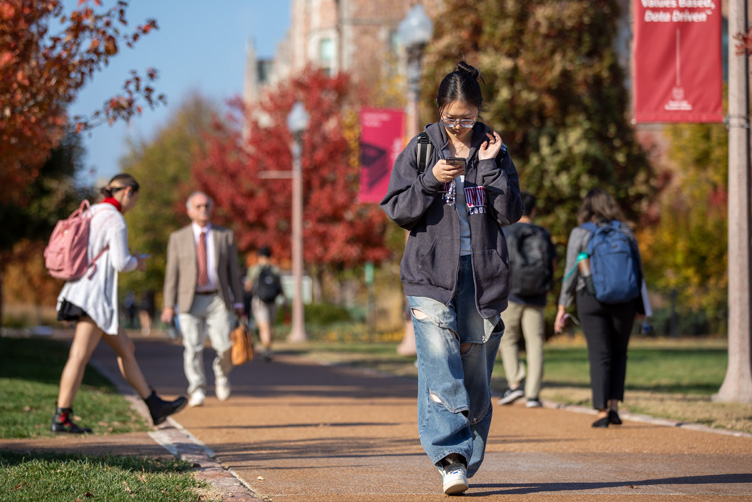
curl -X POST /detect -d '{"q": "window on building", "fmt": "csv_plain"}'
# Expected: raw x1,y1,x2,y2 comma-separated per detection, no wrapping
319,37,334,76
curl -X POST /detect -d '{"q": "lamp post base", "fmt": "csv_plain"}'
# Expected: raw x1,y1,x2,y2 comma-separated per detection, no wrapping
287,328,308,343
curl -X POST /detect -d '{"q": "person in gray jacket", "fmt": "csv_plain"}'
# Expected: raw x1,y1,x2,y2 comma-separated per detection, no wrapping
381,61,523,496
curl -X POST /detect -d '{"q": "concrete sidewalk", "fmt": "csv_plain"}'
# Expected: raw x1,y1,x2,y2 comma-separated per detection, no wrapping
4,333,752,501
97,334,752,500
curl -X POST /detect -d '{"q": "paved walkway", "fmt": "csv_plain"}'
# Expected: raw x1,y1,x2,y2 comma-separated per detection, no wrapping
4,332,752,500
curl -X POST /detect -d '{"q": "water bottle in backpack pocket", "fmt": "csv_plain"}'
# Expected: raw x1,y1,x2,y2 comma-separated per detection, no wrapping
581,221,640,304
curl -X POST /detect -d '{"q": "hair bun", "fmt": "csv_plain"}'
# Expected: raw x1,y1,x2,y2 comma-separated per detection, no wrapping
455,60,480,80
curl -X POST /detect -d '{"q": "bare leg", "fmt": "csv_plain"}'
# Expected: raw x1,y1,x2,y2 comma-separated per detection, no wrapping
257,321,272,350
608,399,619,412
57,318,104,408
138,310,151,335
102,327,151,398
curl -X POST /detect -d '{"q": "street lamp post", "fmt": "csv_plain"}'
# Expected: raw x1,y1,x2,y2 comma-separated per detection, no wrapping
396,5,433,356
286,102,310,343
398,4,434,137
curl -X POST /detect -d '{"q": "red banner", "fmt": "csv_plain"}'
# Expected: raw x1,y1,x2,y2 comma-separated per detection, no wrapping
357,108,404,203
633,0,722,123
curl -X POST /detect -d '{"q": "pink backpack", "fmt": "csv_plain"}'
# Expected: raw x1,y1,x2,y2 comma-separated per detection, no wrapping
44,200,108,281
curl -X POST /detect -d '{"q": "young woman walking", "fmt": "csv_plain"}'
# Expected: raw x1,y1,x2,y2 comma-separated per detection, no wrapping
53,174,187,433
381,61,523,495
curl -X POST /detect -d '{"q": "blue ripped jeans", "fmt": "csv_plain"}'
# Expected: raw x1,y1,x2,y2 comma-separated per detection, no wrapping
408,255,503,478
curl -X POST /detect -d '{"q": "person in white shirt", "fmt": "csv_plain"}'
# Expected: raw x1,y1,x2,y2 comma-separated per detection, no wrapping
53,174,187,433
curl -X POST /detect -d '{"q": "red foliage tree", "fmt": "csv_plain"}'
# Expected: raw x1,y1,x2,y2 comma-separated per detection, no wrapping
0,0,164,203
193,67,390,270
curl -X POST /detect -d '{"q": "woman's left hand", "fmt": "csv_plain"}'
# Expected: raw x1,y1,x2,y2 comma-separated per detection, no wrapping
478,131,502,161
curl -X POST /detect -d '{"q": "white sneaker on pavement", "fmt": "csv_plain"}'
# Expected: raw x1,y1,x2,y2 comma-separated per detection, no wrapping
498,386,524,405
188,389,205,407
215,381,231,401
441,462,468,495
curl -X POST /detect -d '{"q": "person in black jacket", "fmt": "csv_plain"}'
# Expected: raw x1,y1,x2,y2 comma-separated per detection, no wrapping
497,192,556,408
381,61,523,495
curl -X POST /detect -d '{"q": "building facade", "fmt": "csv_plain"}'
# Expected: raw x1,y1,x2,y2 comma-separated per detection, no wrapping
245,0,441,106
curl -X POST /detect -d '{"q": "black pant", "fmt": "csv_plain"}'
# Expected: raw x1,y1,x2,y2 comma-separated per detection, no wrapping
576,289,636,410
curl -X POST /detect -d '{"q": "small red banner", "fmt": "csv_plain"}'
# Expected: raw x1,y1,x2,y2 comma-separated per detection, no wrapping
357,108,404,204
633,0,723,123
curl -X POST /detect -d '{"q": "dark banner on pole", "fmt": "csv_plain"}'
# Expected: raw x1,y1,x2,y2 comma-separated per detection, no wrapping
358,108,404,204
633,0,723,123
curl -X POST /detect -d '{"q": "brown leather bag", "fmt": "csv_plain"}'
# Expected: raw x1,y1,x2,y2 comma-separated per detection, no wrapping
231,321,254,366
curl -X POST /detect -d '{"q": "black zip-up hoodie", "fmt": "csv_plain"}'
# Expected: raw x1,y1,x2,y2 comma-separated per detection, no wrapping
380,122,524,318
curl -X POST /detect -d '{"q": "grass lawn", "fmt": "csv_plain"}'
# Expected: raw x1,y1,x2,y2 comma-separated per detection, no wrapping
277,335,752,434
0,451,219,502
0,336,217,502
0,336,149,438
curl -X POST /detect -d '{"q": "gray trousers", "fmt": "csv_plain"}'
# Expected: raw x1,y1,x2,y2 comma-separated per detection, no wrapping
178,293,234,395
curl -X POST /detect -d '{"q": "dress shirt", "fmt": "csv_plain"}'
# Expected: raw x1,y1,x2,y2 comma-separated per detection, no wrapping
192,222,219,293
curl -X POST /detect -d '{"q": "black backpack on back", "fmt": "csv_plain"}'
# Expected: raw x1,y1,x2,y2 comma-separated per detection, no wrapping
254,266,282,303
507,224,553,297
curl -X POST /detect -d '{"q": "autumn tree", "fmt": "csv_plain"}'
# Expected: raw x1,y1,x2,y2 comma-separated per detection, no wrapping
118,93,219,299
638,113,729,333
0,0,164,204
193,67,391,298
0,130,94,324
421,0,653,240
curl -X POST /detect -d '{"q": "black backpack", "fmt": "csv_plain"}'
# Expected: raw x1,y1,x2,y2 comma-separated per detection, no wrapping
507,224,553,297
254,266,282,303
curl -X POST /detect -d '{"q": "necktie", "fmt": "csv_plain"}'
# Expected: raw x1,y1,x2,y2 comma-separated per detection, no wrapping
197,231,209,287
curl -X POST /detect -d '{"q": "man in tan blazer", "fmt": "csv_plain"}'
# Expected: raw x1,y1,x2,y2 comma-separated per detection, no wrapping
161,191,243,407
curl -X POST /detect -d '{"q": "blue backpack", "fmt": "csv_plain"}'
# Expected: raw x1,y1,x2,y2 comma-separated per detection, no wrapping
581,221,640,304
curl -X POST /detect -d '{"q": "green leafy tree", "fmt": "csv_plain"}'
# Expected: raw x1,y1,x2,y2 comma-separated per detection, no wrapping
119,93,218,300
421,0,653,240
639,120,728,331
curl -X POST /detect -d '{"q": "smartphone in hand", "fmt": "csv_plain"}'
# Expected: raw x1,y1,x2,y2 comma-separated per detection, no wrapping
446,157,466,167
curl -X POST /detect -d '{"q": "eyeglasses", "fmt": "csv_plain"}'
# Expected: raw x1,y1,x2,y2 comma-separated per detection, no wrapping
440,117,476,128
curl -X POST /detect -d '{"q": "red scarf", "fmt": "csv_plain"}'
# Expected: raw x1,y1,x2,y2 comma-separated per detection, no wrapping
102,197,122,212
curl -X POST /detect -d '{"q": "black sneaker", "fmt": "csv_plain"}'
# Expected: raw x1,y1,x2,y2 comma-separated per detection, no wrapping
608,409,622,425
498,386,524,405
144,391,188,425
51,407,92,434
526,398,542,408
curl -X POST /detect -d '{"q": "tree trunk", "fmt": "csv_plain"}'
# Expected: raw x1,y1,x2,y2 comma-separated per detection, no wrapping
714,0,752,403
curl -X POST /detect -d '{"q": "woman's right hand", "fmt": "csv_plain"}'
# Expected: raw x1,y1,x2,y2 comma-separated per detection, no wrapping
554,306,568,334
432,159,465,184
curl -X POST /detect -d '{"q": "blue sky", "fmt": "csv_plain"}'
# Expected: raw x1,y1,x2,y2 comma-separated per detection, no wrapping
68,1,290,181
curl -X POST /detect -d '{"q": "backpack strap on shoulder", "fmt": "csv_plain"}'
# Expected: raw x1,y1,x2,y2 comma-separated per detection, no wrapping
580,222,597,234
416,132,432,174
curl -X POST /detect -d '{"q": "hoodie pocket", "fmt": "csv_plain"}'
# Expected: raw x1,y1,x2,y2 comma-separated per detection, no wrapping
473,248,510,301
413,237,455,290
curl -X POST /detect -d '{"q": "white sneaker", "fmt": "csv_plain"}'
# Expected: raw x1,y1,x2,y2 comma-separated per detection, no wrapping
498,386,524,405
188,390,205,407
441,463,468,495
215,381,231,401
